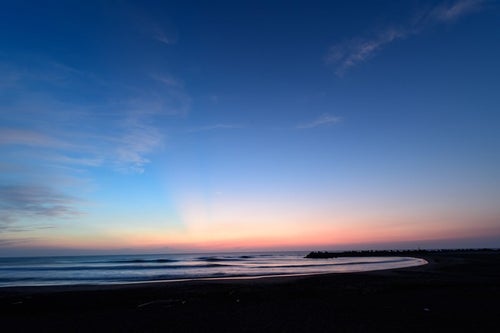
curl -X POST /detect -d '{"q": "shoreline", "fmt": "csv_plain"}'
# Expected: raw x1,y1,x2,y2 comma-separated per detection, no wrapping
2,251,499,332
0,256,428,291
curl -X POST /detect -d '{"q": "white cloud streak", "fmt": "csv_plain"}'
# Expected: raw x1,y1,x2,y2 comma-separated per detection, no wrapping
430,0,484,21
46,154,104,167
0,10,185,242
0,128,71,148
114,119,164,174
297,114,342,129
0,185,82,232
326,0,485,76
0,65,190,175
154,31,176,45
151,74,183,88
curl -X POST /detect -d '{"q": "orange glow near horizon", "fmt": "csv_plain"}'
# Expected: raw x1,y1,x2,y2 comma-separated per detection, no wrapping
15,211,500,253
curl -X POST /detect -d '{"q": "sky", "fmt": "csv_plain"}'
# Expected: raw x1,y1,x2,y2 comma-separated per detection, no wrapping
1,0,499,256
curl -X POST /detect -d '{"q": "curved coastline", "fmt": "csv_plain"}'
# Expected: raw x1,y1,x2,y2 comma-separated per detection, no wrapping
2,250,499,332
0,256,429,294
0,255,427,288
96,256,429,287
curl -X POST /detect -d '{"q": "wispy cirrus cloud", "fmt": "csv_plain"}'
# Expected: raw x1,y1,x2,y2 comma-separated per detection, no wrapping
153,29,177,45
107,74,190,173
44,154,103,168
0,128,71,148
326,0,485,76
0,185,82,232
297,114,342,129
150,74,183,88
0,63,190,174
430,0,484,21
0,124,151,173
114,119,164,174
150,74,191,116
0,55,187,243
326,29,406,76
0,237,36,246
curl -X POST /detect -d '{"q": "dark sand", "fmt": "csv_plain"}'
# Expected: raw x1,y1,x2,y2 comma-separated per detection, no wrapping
1,251,500,332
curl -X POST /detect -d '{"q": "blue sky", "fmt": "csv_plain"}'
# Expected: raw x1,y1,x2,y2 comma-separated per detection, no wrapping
1,0,499,255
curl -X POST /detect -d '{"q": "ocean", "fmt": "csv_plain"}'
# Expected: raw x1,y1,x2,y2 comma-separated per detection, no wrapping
0,252,427,287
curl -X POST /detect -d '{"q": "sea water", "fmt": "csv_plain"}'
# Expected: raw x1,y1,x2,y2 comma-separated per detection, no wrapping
0,252,427,287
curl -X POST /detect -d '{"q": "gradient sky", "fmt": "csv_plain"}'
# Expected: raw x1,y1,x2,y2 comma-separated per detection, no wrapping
1,0,499,256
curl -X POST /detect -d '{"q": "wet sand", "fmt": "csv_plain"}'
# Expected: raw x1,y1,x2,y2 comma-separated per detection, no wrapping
1,250,499,332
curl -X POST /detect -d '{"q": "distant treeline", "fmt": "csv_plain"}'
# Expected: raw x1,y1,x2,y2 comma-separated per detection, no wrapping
305,248,500,259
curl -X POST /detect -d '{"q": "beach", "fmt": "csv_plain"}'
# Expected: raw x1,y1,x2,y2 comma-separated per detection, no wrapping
1,250,499,332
